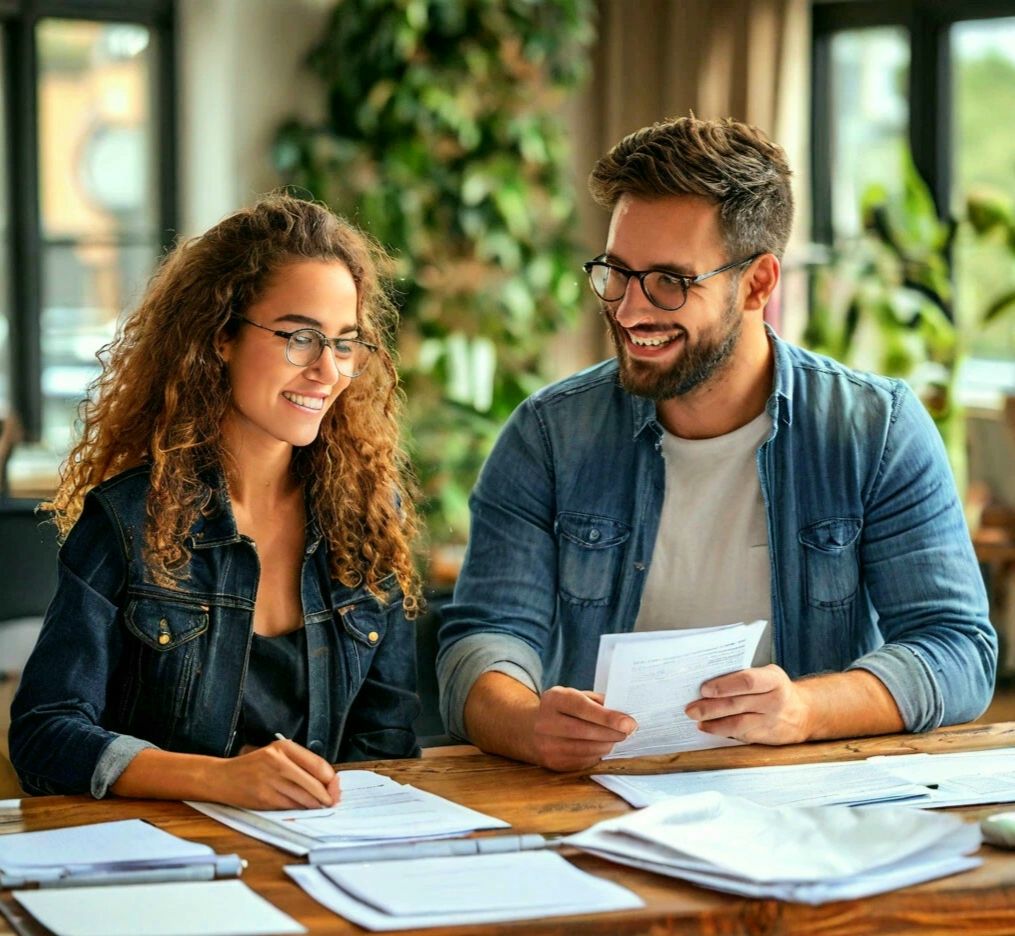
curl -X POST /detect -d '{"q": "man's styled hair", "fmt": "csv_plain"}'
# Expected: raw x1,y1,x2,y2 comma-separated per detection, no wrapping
588,115,794,260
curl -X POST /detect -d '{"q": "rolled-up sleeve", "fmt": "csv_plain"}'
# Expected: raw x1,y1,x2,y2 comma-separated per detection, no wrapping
436,399,559,741
851,383,997,731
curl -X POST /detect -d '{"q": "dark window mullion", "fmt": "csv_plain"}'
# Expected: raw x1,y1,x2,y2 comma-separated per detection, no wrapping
9,12,41,439
810,29,834,245
908,7,952,218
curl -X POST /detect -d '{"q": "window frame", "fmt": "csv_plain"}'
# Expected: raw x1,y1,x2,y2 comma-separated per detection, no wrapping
0,0,176,441
811,0,1015,246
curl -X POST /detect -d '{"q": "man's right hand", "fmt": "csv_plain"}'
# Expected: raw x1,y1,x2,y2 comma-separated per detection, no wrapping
463,672,636,772
530,686,637,771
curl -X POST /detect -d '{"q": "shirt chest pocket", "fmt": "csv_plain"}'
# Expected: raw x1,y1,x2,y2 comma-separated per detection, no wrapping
798,518,862,609
336,591,391,686
555,512,630,607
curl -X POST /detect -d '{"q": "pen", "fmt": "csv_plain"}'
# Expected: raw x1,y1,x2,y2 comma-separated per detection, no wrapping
308,833,557,865
274,732,289,742
1,855,246,889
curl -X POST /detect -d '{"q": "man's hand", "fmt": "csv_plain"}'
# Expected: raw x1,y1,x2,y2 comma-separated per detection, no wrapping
685,665,906,745
684,664,813,744
530,686,637,772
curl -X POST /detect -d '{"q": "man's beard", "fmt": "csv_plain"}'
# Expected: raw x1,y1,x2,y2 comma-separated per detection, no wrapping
606,296,742,401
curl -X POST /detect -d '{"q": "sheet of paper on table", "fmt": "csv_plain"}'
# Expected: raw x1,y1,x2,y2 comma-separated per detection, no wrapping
566,791,981,905
594,620,767,758
594,759,929,809
189,769,509,856
285,850,643,931
13,880,305,936
594,746,1015,812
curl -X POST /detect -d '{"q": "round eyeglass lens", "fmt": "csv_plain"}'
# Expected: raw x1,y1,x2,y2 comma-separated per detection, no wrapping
643,271,687,310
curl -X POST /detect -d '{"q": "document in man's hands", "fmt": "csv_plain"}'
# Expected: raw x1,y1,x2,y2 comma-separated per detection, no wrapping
594,620,767,758
188,769,509,856
565,792,981,904
285,850,643,931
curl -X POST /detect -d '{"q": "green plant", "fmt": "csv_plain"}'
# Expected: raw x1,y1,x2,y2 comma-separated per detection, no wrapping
272,0,596,558
805,153,1015,492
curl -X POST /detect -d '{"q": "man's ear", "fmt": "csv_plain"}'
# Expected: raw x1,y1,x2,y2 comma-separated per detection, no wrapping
742,254,780,314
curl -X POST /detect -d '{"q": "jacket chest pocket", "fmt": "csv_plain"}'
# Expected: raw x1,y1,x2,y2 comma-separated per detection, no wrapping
555,512,630,607
336,598,389,686
798,518,862,609
122,596,210,736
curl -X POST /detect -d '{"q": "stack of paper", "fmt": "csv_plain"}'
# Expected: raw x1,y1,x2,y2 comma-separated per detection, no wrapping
286,850,643,930
0,819,242,888
594,621,767,758
869,747,1015,808
567,792,981,904
189,769,509,856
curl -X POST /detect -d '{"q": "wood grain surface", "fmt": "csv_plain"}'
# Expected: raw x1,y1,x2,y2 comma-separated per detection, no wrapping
3,722,1015,935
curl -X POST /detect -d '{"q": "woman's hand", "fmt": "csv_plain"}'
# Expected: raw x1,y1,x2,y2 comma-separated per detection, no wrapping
206,739,340,809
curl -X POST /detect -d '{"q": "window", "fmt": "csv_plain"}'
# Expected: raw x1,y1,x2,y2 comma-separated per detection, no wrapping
0,1,175,496
813,1,1015,378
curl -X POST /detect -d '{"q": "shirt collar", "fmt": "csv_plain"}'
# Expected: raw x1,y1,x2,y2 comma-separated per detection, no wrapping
625,322,793,439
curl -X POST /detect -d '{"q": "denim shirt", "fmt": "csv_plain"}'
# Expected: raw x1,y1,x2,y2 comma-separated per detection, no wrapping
10,465,420,798
437,332,997,740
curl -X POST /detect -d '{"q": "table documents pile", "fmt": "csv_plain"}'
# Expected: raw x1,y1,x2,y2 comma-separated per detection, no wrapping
566,791,981,904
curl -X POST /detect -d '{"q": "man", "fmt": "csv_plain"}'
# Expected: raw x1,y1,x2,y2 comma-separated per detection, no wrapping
436,115,997,771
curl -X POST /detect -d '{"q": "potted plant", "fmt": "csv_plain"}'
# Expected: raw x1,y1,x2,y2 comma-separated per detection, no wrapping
272,0,596,579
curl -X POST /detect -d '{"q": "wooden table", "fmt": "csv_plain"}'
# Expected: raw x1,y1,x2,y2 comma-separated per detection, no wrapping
4,723,1015,935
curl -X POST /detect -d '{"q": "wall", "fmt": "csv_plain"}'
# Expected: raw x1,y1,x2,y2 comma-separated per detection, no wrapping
176,0,330,235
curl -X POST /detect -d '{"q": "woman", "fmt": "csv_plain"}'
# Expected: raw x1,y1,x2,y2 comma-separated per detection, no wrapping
10,194,423,809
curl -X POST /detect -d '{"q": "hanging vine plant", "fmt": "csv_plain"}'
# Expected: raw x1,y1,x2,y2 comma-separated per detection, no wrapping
273,0,596,563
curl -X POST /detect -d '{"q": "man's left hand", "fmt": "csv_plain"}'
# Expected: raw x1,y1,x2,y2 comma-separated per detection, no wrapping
685,664,813,744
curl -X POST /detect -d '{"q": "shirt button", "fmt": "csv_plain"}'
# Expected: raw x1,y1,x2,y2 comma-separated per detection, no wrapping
368,631,379,644
588,529,601,542
158,633,171,645
308,740,324,754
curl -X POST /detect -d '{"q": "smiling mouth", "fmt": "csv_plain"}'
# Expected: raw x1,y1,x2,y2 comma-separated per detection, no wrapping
625,329,684,349
282,391,325,412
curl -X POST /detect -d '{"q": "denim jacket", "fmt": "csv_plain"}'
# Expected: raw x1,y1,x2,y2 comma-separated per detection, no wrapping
10,465,420,798
437,332,997,739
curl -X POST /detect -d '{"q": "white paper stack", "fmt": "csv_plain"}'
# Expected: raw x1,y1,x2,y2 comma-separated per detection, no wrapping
566,791,981,904
286,850,644,930
189,769,510,856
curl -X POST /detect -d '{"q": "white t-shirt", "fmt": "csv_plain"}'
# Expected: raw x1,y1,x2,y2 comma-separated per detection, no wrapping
634,409,774,667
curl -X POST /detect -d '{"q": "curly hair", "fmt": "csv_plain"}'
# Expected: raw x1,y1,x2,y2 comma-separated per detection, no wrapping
44,193,422,615
588,115,794,260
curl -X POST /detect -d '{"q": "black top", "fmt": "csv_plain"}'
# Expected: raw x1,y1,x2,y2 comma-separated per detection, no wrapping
232,628,309,754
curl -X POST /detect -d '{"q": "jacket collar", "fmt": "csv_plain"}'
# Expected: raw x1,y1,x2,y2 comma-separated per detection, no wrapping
190,465,323,553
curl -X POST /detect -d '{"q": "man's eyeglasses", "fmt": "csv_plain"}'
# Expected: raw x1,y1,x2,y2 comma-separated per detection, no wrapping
582,253,760,312
233,315,378,378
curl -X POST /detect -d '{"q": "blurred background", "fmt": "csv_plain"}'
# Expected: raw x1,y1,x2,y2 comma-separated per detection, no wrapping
0,0,1014,741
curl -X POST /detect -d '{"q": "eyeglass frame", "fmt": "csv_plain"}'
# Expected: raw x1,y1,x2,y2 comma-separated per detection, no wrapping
231,314,378,377
582,252,761,312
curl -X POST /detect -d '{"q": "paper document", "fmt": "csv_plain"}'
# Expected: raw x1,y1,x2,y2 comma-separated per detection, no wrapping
13,880,305,936
0,819,242,888
594,621,766,758
594,759,929,809
566,791,981,905
190,769,509,856
868,747,1015,809
286,851,643,931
